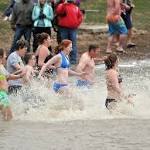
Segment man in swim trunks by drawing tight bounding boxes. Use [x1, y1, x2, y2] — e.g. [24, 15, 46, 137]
[76, 44, 104, 87]
[121, 0, 136, 48]
[106, 0, 127, 53]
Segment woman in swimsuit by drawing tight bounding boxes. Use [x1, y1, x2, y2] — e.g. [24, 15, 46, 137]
[104, 53, 133, 111]
[38, 39, 85, 94]
[35, 32, 53, 68]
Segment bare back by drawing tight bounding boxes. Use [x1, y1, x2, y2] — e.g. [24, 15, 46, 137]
[107, 0, 121, 16]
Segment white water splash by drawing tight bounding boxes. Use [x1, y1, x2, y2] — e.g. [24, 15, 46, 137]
[9, 60, 150, 122]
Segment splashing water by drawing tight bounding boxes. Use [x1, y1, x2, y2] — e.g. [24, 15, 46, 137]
[10, 60, 150, 122]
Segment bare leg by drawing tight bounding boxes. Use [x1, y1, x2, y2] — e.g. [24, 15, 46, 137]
[106, 36, 113, 53]
[127, 28, 136, 47]
[117, 34, 127, 51]
[127, 28, 132, 43]
[2, 107, 13, 121]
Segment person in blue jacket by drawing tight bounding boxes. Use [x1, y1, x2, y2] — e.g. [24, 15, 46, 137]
[32, 0, 54, 52]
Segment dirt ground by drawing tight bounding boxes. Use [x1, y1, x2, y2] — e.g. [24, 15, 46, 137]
[77, 29, 150, 61]
[0, 21, 150, 61]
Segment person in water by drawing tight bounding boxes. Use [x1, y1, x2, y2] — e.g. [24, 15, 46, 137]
[38, 39, 86, 94]
[23, 53, 37, 84]
[76, 44, 105, 87]
[35, 32, 53, 68]
[104, 53, 133, 111]
[0, 48, 24, 121]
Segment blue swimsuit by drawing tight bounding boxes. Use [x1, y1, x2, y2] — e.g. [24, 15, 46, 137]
[53, 52, 70, 92]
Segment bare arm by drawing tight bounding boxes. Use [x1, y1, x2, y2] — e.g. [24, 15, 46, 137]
[68, 69, 82, 76]
[76, 56, 87, 73]
[7, 74, 21, 80]
[38, 55, 59, 77]
[13, 64, 22, 70]
[38, 48, 49, 67]
[7, 70, 25, 80]
[94, 56, 107, 62]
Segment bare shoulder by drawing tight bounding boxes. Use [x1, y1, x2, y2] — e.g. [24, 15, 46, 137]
[25, 65, 33, 71]
[106, 69, 117, 78]
[80, 52, 89, 61]
[39, 45, 48, 54]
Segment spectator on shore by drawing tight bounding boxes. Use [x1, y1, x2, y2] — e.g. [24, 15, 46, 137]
[32, 0, 38, 3]
[52, 0, 65, 44]
[3, 0, 15, 21]
[75, 0, 81, 7]
[32, 0, 54, 52]
[7, 40, 27, 94]
[106, 0, 127, 53]
[56, 0, 83, 64]
[10, 0, 33, 54]
[121, 0, 136, 48]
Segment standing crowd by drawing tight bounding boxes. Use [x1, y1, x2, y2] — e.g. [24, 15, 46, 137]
[0, 0, 135, 121]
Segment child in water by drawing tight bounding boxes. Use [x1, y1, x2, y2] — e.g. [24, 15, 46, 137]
[23, 53, 37, 84]
[0, 48, 24, 121]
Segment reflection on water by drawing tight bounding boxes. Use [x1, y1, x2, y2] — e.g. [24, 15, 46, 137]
[8, 59, 150, 122]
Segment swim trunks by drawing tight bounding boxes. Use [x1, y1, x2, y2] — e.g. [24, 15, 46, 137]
[105, 98, 117, 109]
[53, 82, 68, 93]
[108, 18, 128, 35]
[76, 79, 91, 88]
[0, 90, 10, 107]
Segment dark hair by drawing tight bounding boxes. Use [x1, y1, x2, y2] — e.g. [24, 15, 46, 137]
[54, 39, 72, 54]
[24, 53, 34, 65]
[67, 0, 75, 3]
[88, 44, 99, 52]
[104, 54, 118, 70]
[0, 48, 4, 58]
[16, 39, 28, 51]
[37, 33, 50, 45]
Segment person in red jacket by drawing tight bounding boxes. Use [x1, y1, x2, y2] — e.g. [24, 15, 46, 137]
[56, 0, 83, 65]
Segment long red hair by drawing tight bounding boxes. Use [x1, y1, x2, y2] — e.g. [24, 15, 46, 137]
[55, 39, 72, 54]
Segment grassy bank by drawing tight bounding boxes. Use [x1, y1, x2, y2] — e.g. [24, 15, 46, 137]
[0, 0, 150, 28]
[81, 0, 150, 30]
[0, 0, 150, 50]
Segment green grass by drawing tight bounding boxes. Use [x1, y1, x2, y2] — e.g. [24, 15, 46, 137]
[0, 0, 8, 12]
[81, 0, 150, 30]
[81, 0, 106, 24]
[0, 0, 150, 31]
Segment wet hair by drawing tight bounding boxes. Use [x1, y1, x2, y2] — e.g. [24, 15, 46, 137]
[24, 53, 34, 65]
[0, 48, 4, 58]
[16, 39, 28, 51]
[104, 54, 118, 70]
[37, 33, 50, 45]
[54, 39, 72, 54]
[88, 44, 99, 52]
